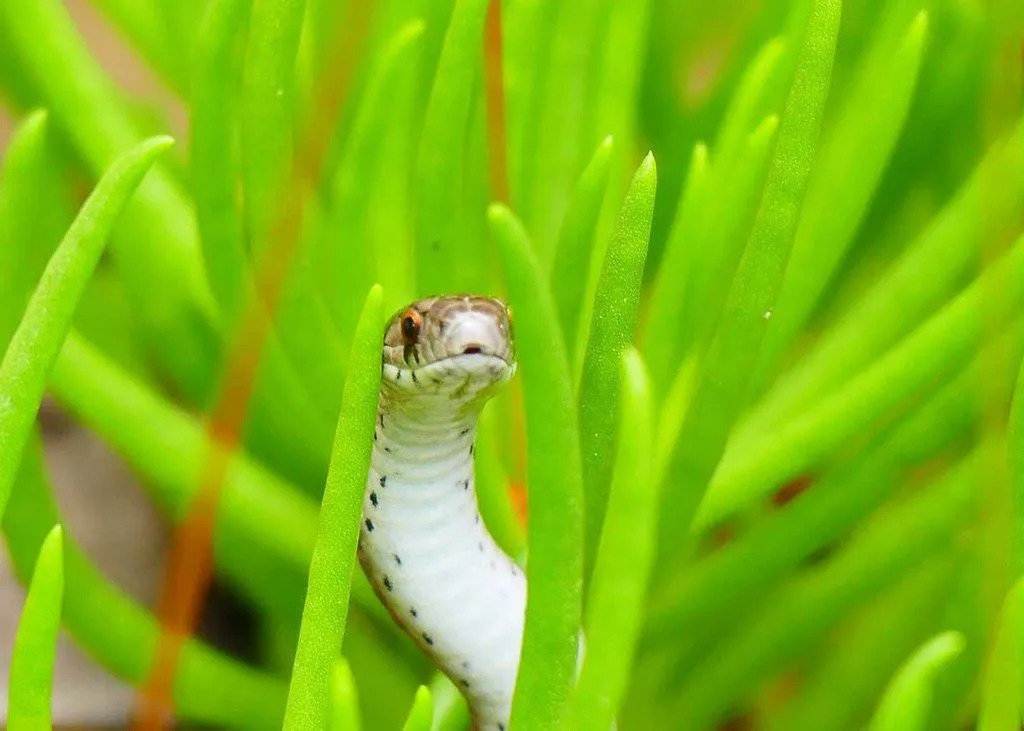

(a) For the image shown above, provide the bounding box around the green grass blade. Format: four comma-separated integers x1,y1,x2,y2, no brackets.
1010,346,1024,574
191,0,251,318
569,348,656,731
402,686,435,731
656,0,841,559
490,204,584,731
744,115,1024,435
476,407,527,559
90,0,186,94
329,659,361,731
7,524,64,730
0,135,172,518
868,630,965,731
758,11,929,383
577,153,656,575
551,136,614,350
977,577,1024,730
700,234,1024,530
0,110,73,347
0,0,221,399
641,141,708,394
3,441,288,728
669,444,986,727
284,285,383,730
415,0,489,294
241,0,306,250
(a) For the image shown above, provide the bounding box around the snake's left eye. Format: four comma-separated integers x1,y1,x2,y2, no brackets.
401,309,422,344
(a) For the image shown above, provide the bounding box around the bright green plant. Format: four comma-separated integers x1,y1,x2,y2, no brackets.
0,0,1022,728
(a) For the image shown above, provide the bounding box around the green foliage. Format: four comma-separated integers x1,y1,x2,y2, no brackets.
0,0,1022,728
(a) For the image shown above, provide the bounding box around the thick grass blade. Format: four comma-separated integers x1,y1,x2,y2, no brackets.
490,204,583,731
7,524,64,730
90,0,186,94
577,153,656,576
284,285,383,730
641,141,708,394
699,234,1024,530
0,0,221,399
867,631,965,731
551,136,615,349
415,0,490,294
0,110,73,348
329,659,361,731
669,444,986,727
758,11,930,381
977,577,1024,730
656,0,842,560
3,441,287,728
742,116,1024,437
569,348,656,731
241,0,307,251
402,686,435,731
191,0,251,318
0,136,172,519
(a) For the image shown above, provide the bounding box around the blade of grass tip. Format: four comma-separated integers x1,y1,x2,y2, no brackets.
669,444,986,727
402,686,435,731
242,0,307,253
191,0,251,318
429,672,471,731
489,204,584,731
329,659,361,731
415,0,490,294
977,576,1024,730
655,0,841,561
550,135,614,350
3,442,288,728
0,110,73,342
577,153,655,578
758,10,930,386
7,524,64,730
568,348,655,731
698,233,1024,531
741,115,1024,439
868,631,965,731
641,142,708,395
0,0,221,400
0,136,172,519
283,285,383,730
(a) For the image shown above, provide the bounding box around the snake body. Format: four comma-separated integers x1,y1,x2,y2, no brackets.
358,295,522,730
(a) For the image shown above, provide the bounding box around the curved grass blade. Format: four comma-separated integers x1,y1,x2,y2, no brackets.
699,233,1024,530
743,115,1024,438
3,441,287,728
329,659,361,731
758,11,929,384
490,204,583,731
0,0,221,399
577,153,656,576
1010,346,1024,574
569,348,655,731
867,630,964,731
402,686,434,731
656,0,842,560
0,135,172,519
669,444,985,727
977,577,1024,730
7,524,64,730
284,285,383,729
551,136,614,350
241,0,307,251
0,110,72,349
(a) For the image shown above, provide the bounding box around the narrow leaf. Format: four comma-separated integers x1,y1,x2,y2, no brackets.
402,686,434,731
977,577,1024,730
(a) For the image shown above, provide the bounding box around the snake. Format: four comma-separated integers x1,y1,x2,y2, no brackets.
358,294,523,730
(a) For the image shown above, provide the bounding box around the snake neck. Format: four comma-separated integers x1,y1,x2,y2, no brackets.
361,383,525,731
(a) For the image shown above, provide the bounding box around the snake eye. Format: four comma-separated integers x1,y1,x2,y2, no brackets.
401,309,422,344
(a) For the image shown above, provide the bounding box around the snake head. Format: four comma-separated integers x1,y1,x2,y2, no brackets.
381,295,516,403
